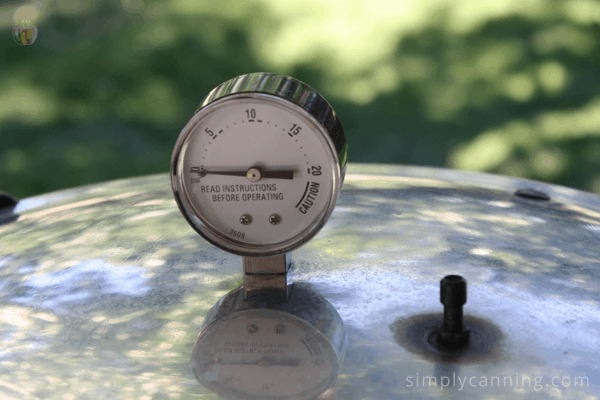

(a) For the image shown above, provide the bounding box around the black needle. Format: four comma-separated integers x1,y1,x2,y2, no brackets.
262,170,294,180
189,167,294,180
197,169,246,178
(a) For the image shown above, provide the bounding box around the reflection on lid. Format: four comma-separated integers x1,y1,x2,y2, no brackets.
13,259,151,312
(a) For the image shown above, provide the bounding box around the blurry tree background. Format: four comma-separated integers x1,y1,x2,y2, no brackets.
1,0,599,199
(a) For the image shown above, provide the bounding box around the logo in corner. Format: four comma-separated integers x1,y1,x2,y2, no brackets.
12,4,41,45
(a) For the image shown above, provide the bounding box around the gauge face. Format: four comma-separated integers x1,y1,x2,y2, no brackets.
191,309,338,400
172,92,342,256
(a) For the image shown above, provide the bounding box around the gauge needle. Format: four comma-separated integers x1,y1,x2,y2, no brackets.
259,170,294,180
190,167,294,180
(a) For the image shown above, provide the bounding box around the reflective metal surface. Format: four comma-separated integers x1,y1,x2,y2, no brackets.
191,283,346,400
0,163,599,399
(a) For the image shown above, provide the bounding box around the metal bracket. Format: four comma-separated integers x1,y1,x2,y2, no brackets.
242,252,292,302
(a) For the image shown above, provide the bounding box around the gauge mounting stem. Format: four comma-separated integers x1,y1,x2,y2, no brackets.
243,253,292,302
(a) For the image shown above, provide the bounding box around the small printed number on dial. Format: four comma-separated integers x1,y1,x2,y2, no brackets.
230,229,245,238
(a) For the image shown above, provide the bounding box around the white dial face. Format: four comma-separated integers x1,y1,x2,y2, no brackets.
176,94,338,254
192,310,336,399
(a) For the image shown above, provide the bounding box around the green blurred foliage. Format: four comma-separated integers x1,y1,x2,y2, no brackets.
0,0,599,199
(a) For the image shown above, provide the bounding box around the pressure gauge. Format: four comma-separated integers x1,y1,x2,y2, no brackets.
171,73,348,257
191,283,347,400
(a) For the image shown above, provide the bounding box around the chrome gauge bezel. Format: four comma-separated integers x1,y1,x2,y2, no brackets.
170,73,347,257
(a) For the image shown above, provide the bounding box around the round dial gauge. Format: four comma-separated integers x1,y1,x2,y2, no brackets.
171,73,347,256
191,309,341,400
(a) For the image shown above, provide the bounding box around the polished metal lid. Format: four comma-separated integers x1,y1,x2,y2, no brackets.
0,163,599,398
